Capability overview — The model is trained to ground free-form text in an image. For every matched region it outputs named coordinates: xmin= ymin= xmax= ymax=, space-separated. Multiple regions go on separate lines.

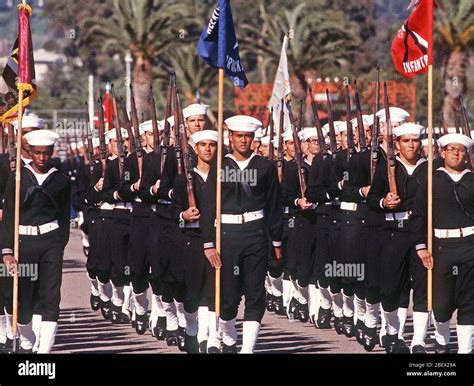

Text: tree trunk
xmin=442 ymin=50 xmax=468 ymax=126
xmin=133 ymin=53 xmax=153 ymax=121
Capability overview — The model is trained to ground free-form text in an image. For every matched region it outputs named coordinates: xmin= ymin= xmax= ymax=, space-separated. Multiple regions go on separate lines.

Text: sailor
xmin=412 ymin=132 xmax=474 ymax=354
xmin=201 ymin=115 xmax=283 ymax=353
xmin=2 ymin=129 xmax=70 ymax=354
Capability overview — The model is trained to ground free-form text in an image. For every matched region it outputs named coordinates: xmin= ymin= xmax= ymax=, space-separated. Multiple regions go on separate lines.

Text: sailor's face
xmin=109 ymin=139 xmax=118 ymax=156
xmin=21 ymin=127 xmax=39 ymax=153
xmin=396 ymin=134 xmax=421 ymax=162
xmin=365 ymin=125 xmax=372 ymax=144
xmin=339 ymin=131 xmax=347 ymax=149
xmin=30 ymin=145 xmax=53 ymax=172
xmin=145 ymin=131 xmax=154 ymax=148
xmin=260 ymin=143 xmax=270 ymax=158
xmin=300 ymin=139 xmax=308 ymax=155
xmin=251 ymin=140 xmax=261 ymax=153
xmin=186 ymin=115 xmax=206 ymax=134
xmin=307 ymin=137 xmax=320 ymax=156
xmin=196 ymin=140 xmax=217 ymax=162
xmin=441 ymin=143 xmax=468 ymax=170
xmin=284 ymin=140 xmax=295 ymax=158
xmin=230 ymin=131 xmax=254 ymax=153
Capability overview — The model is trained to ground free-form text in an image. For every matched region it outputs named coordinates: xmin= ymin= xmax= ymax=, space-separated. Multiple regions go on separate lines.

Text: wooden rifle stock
xmin=326 ymin=89 xmax=338 ymax=158
xmin=371 ymin=65 xmax=381 ymax=181
xmin=110 ymin=85 xmax=125 ymax=178
xmin=353 ymin=80 xmax=367 ymax=152
xmin=308 ymin=87 xmax=327 ymax=157
xmin=287 ymin=102 xmax=307 ymax=198
xmin=345 ymin=85 xmax=355 ymax=160
xmin=161 ymin=75 xmax=173 ymax=176
xmin=459 ymin=96 xmax=472 ymax=139
xmin=97 ymin=97 xmax=108 ymax=178
xmin=269 ymin=107 xmax=275 ymax=161
xmin=130 ymin=85 xmax=143 ymax=178
xmin=171 ymin=76 xmax=183 ymax=176
xmin=384 ymin=82 xmax=397 ymax=195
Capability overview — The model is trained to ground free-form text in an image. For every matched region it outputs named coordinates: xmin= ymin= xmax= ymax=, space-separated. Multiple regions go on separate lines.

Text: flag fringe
xmin=17 ymin=3 xmax=32 ymax=15
xmin=17 ymin=83 xmax=33 ymax=92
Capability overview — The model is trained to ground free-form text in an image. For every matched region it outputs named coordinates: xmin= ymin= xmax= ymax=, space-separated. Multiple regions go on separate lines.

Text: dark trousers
xmin=90 ymin=210 xmax=113 ymax=284
xmin=433 ymin=235 xmax=474 ymax=325
xmin=85 ymin=211 xmax=100 ymax=279
xmin=18 ymin=230 xmax=64 ymax=325
xmin=128 ymin=214 xmax=151 ymax=294
xmin=313 ymin=214 xmax=329 ymax=286
xmin=327 ymin=212 xmax=343 ymax=293
xmin=220 ymin=226 xmax=268 ymax=322
xmin=183 ymin=232 xmax=215 ymax=314
xmin=268 ymin=214 xmax=289 ymax=279
xmin=0 ymin=276 xmax=13 ymax=315
xmin=364 ymin=225 xmax=383 ymax=305
xmin=110 ymin=211 xmax=131 ymax=287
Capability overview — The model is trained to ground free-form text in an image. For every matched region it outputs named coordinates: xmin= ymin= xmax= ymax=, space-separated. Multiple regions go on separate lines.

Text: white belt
xmin=221 ymin=210 xmax=264 ymax=225
xmin=434 ymin=226 xmax=474 ymax=239
xmin=185 ymin=221 xmax=200 ymax=229
xmin=19 ymin=221 xmax=59 ymax=236
xmin=385 ymin=211 xmax=411 ymax=221
xmin=341 ymin=202 xmax=357 ymax=211
xmin=115 ymin=202 xmax=133 ymax=210
xmin=100 ymin=203 xmax=115 ymax=210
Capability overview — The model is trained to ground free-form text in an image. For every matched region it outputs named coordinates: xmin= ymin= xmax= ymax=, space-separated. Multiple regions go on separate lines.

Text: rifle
xmin=119 ymin=97 xmax=136 ymax=155
xmin=161 ymin=74 xmax=173 ymax=176
xmin=353 ymin=80 xmax=367 ymax=152
xmin=345 ymin=84 xmax=356 ymax=160
xmin=287 ymin=102 xmax=307 ymax=198
xmin=110 ymin=84 xmax=126 ymax=178
xmin=454 ymin=108 xmax=461 ymax=134
xmin=269 ymin=107 xmax=275 ymax=161
xmin=130 ymin=85 xmax=143 ymax=178
xmin=97 ymin=96 xmax=108 ymax=178
xmin=371 ymin=64 xmax=381 ymax=181
xmin=308 ymin=86 xmax=328 ymax=158
xmin=149 ymin=86 xmax=162 ymax=158
xmin=297 ymin=99 xmax=304 ymax=131
xmin=7 ymin=123 xmax=16 ymax=172
xmin=459 ymin=96 xmax=472 ymax=139
xmin=326 ymin=89 xmax=338 ymax=158
xmin=0 ymin=123 xmax=3 ymax=154
xmin=171 ymin=76 xmax=183 ymax=176
xmin=85 ymin=102 xmax=95 ymax=179
xmin=276 ymin=99 xmax=285 ymax=183
xmin=173 ymin=75 xmax=196 ymax=207
xmin=384 ymin=81 xmax=397 ymax=195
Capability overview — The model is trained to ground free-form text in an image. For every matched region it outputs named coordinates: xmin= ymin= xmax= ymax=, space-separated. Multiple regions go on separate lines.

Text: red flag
xmin=17 ymin=3 xmax=34 ymax=90
xmin=391 ymin=0 xmax=434 ymax=79
xmin=102 ymin=84 xmax=113 ymax=131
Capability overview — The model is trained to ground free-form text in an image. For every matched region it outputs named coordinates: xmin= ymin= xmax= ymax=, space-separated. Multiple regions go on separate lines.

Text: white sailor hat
xmin=326 ymin=121 xmax=347 ymax=134
xmin=393 ymin=123 xmax=424 ymax=138
xmin=438 ymin=133 xmax=473 ymax=150
xmin=225 ymin=115 xmax=262 ymax=133
xmin=282 ymin=129 xmax=294 ymax=142
xmin=70 ymin=142 xmax=77 ymax=150
xmin=12 ymin=115 xmax=45 ymax=130
xmin=350 ymin=114 xmax=374 ymax=128
xmin=254 ymin=128 xmax=265 ymax=141
xmin=105 ymin=128 xmax=129 ymax=141
xmin=183 ymin=104 xmax=209 ymax=119
xmin=92 ymin=137 xmax=100 ymax=148
xmin=376 ymin=107 xmax=410 ymax=124
xmin=77 ymin=141 xmax=84 ymax=148
xmin=300 ymin=127 xmax=319 ymax=142
xmin=261 ymin=136 xmax=271 ymax=145
xmin=191 ymin=130 xmax=218 ymax=144
xmin=139 ymin=120 xmax=164 ymax=135
xmin=24 ymin=129 xmax=59 ymax=146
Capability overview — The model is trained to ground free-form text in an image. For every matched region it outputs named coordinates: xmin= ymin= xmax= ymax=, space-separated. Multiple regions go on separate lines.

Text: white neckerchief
xmin=437 ymin=167 xmax=471 ymax=183
xmin=193 ymin=167 xmax=208 ymax=182
xmin=396 ymin=156 xmax=426 ymax=176
xmin=25 ymin=164 xmax=58 ymax=186
xmin=225 ymin=152 xmax=258 ymax=171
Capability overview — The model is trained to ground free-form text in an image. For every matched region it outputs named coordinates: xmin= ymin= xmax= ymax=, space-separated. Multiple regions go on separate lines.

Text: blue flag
xmin=196 ymin=0 xmax=248 ymax=89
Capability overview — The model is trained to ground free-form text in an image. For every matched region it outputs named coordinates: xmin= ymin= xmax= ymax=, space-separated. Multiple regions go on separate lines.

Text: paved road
xmin=54 ymin=229 xmax=452 ymax=354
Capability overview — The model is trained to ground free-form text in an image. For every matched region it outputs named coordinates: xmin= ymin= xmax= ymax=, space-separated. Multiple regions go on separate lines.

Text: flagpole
xmin=215 ymin=68 xmax=224 ymax=318
xmin=12 ymin=87 xmax=24 ymax=353
xmin=427 ymin=63 xmax=433 ymax=312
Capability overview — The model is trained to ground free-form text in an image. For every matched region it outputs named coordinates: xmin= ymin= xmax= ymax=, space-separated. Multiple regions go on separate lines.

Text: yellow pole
xmin=427 ymin=64 xmax=433 ymax=311
xmin=215 ymin=68 xmax=224 ymax=317
xmin=12 ymin=88 xmax=25 ymax=352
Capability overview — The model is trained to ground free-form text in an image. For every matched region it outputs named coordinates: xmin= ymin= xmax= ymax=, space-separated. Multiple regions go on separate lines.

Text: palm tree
xmin=435 ymin=0 xmax=474 ymax=125
xmin=79 ymin=0 xmax=195 ymax=118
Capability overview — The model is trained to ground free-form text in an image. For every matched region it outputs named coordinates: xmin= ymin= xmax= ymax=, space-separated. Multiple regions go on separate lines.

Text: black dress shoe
xmin=397 ymin=339 xmax=410 ymax=354
xmin=334 ymin=317 xmax=345 ymax=335
xmin=199 ymin=340 xmax=208 ymax=354
xmin=90 ymin=294 xmax=101 ymax=311
xmin=166 ymin=330 xmax=178 ymax=346
xmin=355 ymin=319 xmax=365 ymax=345
xmin=434 ymin=341 xmax=451 ymax=354
xmin=222 ymin=344 xmax=237 ymax=354
xmin=273 ymin=296 xmax=285 ymax=315
xmin=342 ymin=316 xmax=355 ymax=338
xmin=207 ymin=346 xmax=222 ymax=354
xmin=412 ymin=344 xmax=427 ymax=354
xmin=363 ymin=326 xmax=378 ymax=351
xmin=287 ymin=297 xmax=299 ymax=320
xmin=382 ymin=333 xmax=399 ymax=354
xmin=153 ymin=317 xmax=167 ymax=341
xmin=297 ymin=303 xmax=309 ymax=323
xmin=184 ymin=335 xmax=199 ymax=354
xmin=177 ymin=327 xmax=186 ymax=352
xmin=315 ymin=307 xmax=332 ymax=329
xmin=135 ymin=313 xmax=148 ymax=335
xmin=110 ymin=304 xmax=123 ymax=324
xmin=265 ymin=293 xmax=274 ymax=312
xmin=2 ymin=338 xmax=15 ymax=354
xmin=100 ymin=300 xmax=112 ymax=320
